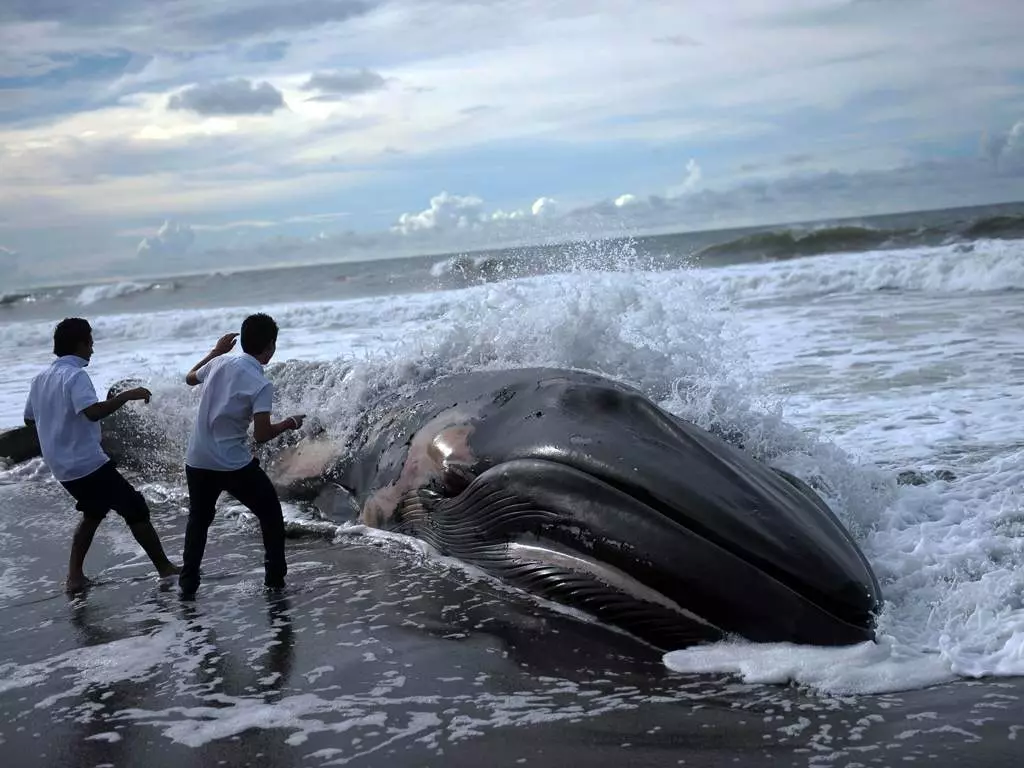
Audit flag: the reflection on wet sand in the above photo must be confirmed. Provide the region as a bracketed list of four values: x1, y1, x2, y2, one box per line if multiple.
[2, 483, 1023, 768]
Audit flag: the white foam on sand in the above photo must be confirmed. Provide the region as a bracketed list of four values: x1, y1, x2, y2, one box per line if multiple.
[663, 637, 958, 696]
[0, 623, 187, 703]
[0, 592, 710, 759]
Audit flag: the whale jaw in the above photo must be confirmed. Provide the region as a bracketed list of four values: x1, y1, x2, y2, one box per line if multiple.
[391, 458, 878, 650]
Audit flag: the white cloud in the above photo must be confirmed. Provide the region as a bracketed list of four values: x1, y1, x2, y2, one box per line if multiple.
[531, 197, 558, 217]
[984, 120, 1024, 175]
[180, 210, 353, 233]
[137, 220, 196, 258]
[609, 160, 700, 213]
[393, 194, 568, 236]
[387, 154, 1024, 250]
[392, 192, 486, 234]
[678, 158, 702, 195]
[168, 79, 287, 116]
[490, 209, 527, 222]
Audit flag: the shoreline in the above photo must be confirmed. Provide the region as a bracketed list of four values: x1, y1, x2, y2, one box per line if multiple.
[2, 479, 1023, 768]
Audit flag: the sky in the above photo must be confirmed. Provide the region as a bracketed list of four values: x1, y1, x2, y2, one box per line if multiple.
[1, 0, 1023, 286]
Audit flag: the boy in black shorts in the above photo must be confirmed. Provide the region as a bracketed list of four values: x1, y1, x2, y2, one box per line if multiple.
[24, 318, 180, 592]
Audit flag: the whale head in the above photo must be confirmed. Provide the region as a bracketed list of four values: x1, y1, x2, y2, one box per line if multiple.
[313, 369, 883, 650]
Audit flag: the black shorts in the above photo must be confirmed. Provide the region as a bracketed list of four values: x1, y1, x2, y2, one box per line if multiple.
[59, 462, 151, 525]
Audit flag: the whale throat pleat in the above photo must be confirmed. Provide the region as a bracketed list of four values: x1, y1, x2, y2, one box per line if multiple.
[394, 478, 723, 648]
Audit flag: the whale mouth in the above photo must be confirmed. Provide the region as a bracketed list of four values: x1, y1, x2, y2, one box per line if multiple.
[577, 460, 882, 637]
[392, 463, 725, 649]
[393, 457, 880, 649]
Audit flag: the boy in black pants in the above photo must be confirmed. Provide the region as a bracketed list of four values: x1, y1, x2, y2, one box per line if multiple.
[23, 317, 180, 592]
[178, 313, 305, 598]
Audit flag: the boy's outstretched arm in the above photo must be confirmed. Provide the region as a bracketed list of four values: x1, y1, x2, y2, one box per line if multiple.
[253, 412, 306, 443]
[82, 387, 152, 421]
[186, 332, 238, 386]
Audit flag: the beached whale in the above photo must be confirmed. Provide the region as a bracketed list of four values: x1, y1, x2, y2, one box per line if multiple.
[272, 367, 883, 650]
[2, 367, 882, 649]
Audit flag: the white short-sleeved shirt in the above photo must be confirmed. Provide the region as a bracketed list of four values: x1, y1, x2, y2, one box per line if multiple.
[24, 356, 108, 482]
[185, 353, 274, 471]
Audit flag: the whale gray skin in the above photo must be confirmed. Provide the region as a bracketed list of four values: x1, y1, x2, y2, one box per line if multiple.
[293, 367, 882, 651]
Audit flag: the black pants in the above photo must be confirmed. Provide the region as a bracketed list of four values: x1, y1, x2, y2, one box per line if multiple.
[180, 459, 286, 594]
[60, 462, 150, 524]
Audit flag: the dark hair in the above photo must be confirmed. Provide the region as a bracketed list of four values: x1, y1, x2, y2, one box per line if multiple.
[53, 317, 92, 357]
[241, 313, 278, 355]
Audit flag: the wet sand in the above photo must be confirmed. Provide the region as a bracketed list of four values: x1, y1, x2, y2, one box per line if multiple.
[1, 479, 1022, 767]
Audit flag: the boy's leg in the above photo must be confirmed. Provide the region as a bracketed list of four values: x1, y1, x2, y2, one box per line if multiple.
[179, 466, 223, 597]
[103, 464, 181, 578]
[129, 521, 181, 578]
[60, 470, 111, 592]
[223, 460, 287, 589]
[66, 515, 103, 592]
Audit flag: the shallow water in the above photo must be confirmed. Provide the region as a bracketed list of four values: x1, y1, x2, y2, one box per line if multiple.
[2, 482, 1022, 767]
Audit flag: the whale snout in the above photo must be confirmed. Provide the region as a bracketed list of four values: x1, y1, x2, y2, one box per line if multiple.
[448, 378, 883, 648]
[408, 455, 881, 649]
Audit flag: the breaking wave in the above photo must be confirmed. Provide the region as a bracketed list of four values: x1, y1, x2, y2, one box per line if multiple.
[694, 212, 1024, 263]
[76, 280, 178, 305]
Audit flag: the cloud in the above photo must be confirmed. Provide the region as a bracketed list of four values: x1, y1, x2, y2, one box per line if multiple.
[1, 0, 375, 42]
[180, 0, 374, 43]
[983, 120, 1024, 175]
[489, 208, 527, 222]
[393, 192, 486, 234]
[460, 104, 496, 116]
[607, 161, 701, 211]
[137, 220, 195, 258]
[2, 0, 139, 26]
[243, 40, 291, 63]
[393, 193, 570, 236]
[167, 79, 286, 116]
[531, 197, 558, 217]
[186, 210, 352, 232]
[4, 0, 1024, 285]
[654, 34, 701, 47]
[668, 158, 702, 197]
[784, 153, 814, 166]
[385, 154, 1024, 253]
[301, 68, 387, 96]
[485, 197, 558, 226]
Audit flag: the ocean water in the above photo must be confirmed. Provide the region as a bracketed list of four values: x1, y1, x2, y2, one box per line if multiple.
[2, 206, 1024, 711]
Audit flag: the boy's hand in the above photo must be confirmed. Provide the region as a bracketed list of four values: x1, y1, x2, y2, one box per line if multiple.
[212, 333, 239, 356]
[286, 414, 306, 430]
[121, 387, 152, 404]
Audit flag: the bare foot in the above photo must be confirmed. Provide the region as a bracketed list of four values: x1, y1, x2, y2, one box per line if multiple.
[158, 563, 182, 579]
[65, 575, 93, 594]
